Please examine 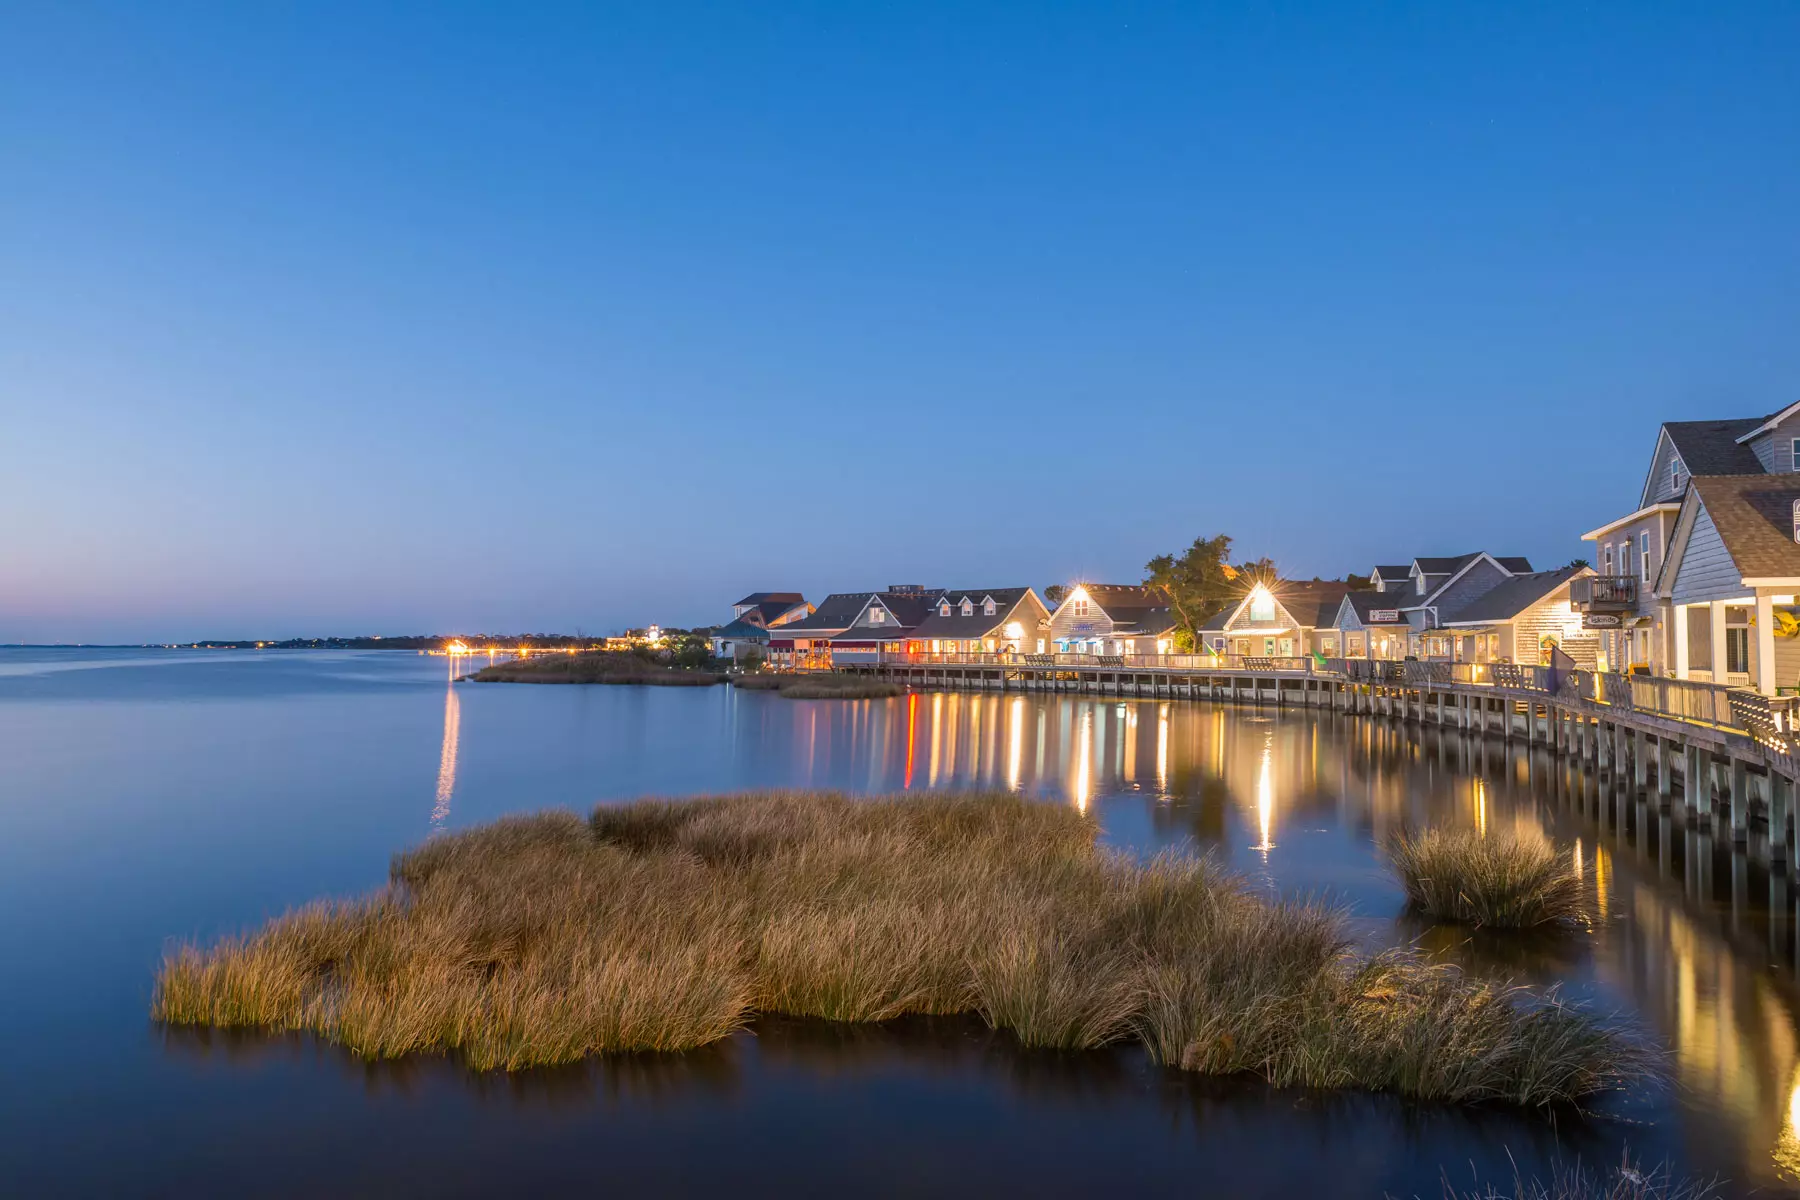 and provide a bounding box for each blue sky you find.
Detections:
[4,2,1797,642]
